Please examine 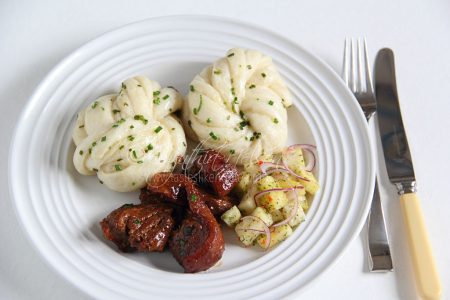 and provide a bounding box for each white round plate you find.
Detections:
[9,15,374,299]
